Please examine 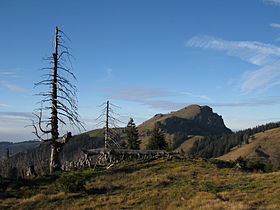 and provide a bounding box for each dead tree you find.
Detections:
[82,103,179,169]
[31,26,84,174]
[96,100,123,149]
[83,148,179,169]
[6,148,10,160]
